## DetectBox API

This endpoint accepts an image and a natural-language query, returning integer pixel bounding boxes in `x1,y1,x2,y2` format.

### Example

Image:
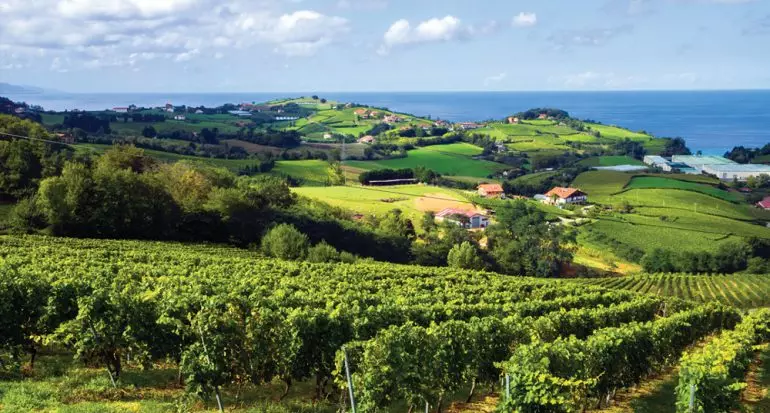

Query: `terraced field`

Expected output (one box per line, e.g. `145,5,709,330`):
577,274,770,309
625,176,742,202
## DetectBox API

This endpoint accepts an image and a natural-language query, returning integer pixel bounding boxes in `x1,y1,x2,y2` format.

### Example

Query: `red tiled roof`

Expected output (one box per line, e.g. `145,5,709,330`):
758,197,770,209
478,184,504,193
545,187,585,199
436,208,485,219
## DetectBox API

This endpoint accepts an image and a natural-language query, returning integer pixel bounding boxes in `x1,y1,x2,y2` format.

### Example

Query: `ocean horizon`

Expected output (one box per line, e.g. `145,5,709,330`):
4,90,769,155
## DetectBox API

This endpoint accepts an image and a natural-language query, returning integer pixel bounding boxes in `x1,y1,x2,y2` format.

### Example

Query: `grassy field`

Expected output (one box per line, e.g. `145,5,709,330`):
572,170,633,200
345,144,504,179
293,184,474,223
625,176,742,202
584,123,652,140
272,160,330,186
576,274,770,309
579,156,646,167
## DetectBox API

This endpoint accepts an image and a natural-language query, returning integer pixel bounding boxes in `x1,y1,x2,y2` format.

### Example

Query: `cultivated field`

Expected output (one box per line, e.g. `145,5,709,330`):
577,274,770,309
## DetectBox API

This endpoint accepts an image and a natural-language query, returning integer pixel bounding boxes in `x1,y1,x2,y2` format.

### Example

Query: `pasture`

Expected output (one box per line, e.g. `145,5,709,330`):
293,184,473,224
345,144,505,179
272,160,330,186
579,156,646,167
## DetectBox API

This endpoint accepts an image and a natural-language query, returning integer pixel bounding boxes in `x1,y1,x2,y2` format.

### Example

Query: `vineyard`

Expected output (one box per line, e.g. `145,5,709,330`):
0,235,764,412
577,274,770,309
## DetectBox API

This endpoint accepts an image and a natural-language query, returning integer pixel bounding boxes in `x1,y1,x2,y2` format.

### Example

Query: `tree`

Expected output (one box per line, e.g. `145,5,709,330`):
447,242,485,270
261,224,309,260
326,162,345,186
142,125,157,138
8,196,46,233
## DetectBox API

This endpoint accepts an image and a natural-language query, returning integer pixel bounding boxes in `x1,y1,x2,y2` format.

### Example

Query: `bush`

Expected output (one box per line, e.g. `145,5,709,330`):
8,197,46,234
306,241,340,263
261,224,309,260
447,242,485,270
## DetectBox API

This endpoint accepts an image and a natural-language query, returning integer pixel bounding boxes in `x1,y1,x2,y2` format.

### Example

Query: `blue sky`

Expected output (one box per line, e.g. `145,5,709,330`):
0,0,768,92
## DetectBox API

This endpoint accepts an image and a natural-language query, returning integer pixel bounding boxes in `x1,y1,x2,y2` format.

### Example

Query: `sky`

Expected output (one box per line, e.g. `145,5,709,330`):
0,0,769,92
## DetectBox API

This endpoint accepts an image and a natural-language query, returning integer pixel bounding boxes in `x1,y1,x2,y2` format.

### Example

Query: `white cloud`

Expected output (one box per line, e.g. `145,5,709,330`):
512,12,537,28
484,72,507,86
379,15,474,54
0,1,350,71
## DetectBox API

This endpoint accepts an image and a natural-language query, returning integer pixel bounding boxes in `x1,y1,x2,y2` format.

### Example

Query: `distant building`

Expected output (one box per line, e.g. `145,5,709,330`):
543,187,588,205
643,155,669,168
671,155,736,171
354,109,369,118
435,208,490,229
275,116,299,121
165,103,174,113
173,115,186,121
228,110,252,117
358,135,376,144
701,164,770,181
538,113,548,120
55,133,75,144
323,133,333,140
757,196,770,210
458,122,481,130
507,116,520,124
195,109,204,114
112,107,129,113
383,114,402,124
478,184,505,198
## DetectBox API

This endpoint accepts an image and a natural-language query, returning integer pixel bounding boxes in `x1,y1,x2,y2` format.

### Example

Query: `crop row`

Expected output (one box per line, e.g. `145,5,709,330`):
578,274,770,309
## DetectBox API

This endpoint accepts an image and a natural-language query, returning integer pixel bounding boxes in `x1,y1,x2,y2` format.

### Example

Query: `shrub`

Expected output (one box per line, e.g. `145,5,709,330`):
261,224,309,260
306,241,340,263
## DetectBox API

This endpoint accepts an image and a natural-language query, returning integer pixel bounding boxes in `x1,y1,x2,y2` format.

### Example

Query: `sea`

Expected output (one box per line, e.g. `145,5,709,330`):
4,90,769,155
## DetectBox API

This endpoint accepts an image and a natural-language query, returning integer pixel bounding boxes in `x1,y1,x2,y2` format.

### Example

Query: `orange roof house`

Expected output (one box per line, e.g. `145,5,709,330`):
435,208,489,229
543,187,587,205
357,135,376,144
478,184,505,198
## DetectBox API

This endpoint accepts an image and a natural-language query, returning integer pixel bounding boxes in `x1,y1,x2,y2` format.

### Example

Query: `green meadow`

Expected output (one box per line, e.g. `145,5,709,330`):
345,143,504,178
579,156,646,167
625,176,742,202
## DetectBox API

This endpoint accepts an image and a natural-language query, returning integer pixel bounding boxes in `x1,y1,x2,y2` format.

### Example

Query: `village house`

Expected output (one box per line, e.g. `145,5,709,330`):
165,103,174,113
435,208,490,229
538,113,548,120
507,116,520,124
458,122,481,130
173,115,186,121
55,133,75,144
543,187,588,205
757,197,770,210
112,107,129,113
478,183,505,198
323,133,333,140
383,114,402,124
358,135,376,144
354,109,369,118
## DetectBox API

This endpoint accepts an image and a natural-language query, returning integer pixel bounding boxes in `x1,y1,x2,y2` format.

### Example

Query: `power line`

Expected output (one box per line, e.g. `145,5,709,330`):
0,131,74,147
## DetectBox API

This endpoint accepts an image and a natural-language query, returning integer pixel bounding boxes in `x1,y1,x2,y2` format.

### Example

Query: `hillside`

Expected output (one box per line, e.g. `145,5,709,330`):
0,234,758,413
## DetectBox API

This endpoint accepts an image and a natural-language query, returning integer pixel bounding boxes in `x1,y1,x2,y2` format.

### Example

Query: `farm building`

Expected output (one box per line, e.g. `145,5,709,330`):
228,110,252,117
112,107,129,113
173,115,186,121
435,208,490,229
671,155,736,171
357,136,376,144
543,187,588,205
701,164,770,181
643,155,669,169
507,116,520,124
458,122,481,130
757,197,770,210
477,184,505,198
